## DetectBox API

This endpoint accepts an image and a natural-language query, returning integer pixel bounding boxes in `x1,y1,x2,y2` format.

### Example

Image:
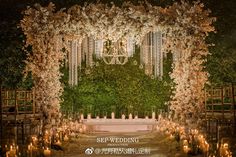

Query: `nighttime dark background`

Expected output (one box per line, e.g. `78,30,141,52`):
0,0,236,87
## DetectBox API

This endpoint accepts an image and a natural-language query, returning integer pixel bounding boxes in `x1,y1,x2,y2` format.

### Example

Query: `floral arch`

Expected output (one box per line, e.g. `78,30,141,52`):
21,1,215,127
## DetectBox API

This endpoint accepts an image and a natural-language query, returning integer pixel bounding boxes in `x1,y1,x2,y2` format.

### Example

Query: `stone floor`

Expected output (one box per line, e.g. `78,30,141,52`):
52,132,204,157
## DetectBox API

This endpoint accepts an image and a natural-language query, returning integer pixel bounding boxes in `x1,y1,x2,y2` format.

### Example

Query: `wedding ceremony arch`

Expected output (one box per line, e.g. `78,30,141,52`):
20,1,215,127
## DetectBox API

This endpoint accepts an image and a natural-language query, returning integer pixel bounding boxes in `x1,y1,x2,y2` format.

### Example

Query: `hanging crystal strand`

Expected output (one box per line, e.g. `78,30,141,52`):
145,33,149,75
146,33,149,74
140,38,143,65
85,36,89,66
77,39,82,71
95,39,100,58
155,32,160,78
159,32,163,78
142,35,145,71
150,32,153,75
101,39,104,58
124,38,129,64
156,31,163,78
88,36,94,67
72,40,75,86
68,40,72,85
127,36,134,57
148,32,152,75
71,40,75,86
73,40,78,85
81,38,84,62
71,40,74,86
162,33,167,58
153,32,157,78
87,36,90,67
150,32,153,76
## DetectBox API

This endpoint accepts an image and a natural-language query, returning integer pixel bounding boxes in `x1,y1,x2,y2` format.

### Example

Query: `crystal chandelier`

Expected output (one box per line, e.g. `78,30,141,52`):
102,39,128,65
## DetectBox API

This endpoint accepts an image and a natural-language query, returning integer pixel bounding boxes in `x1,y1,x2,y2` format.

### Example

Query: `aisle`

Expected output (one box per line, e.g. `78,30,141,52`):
55,132,202,157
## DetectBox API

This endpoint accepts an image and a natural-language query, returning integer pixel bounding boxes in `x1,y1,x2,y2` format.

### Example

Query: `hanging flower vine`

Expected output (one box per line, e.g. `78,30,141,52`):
21,1,215,126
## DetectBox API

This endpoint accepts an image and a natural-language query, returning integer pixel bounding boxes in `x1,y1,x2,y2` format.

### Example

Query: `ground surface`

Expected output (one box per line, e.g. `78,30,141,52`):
53,132,204,157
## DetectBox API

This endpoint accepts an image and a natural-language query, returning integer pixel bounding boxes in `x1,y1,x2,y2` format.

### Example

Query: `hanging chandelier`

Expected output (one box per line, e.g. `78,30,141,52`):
102,39,128,65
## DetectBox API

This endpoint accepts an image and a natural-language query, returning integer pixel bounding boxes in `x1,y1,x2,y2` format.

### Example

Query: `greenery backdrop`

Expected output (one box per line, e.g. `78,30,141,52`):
61,50,173,117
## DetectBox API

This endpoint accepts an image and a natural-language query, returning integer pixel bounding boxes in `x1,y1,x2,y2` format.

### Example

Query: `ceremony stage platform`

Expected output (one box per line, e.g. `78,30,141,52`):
81,118,157,133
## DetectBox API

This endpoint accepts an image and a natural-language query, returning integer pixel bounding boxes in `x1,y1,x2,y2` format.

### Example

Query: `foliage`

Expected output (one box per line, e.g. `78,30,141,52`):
0,20,33,88
61,51,173,117
204,0,236,85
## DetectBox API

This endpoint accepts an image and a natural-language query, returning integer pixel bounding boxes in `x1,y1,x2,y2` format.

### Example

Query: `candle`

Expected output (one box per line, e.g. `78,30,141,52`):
122,114,125,119
64,134,69,141
87,114,91,119
7,145,16,157
223,143,228,149
111,112,115,119
170,134,174,140
203,141,209,152
56,140,62,146
80,114,84,120
183,139,188,145
28,143,33,157
183,145,189,153
152,112,155,119
129,113,132,119
43,147,51,157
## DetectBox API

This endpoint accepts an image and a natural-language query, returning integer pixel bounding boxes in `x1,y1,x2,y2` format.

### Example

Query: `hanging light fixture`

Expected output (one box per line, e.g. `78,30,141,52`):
102,38,128,65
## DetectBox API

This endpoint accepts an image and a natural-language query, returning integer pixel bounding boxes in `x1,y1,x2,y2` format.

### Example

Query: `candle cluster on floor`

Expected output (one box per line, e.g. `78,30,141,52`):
157,119,233,157
3,117,81,157
5,143,18,157
219,142,233,157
